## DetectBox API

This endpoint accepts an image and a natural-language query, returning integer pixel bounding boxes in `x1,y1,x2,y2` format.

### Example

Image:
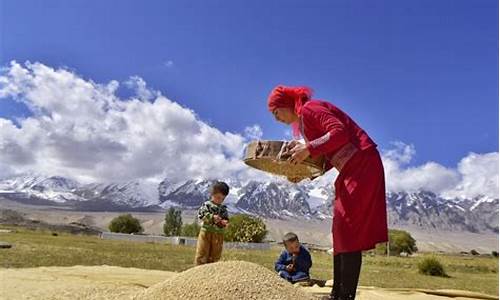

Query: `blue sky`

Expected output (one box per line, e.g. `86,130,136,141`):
1,0,498,168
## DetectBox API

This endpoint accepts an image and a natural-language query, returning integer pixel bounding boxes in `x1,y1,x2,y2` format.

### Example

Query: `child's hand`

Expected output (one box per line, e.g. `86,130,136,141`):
213,215,222,223
286,264,294,272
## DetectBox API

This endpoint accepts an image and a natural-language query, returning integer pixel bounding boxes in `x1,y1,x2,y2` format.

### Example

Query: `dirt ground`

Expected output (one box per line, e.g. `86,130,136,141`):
0,265,173,300
1,265,497,300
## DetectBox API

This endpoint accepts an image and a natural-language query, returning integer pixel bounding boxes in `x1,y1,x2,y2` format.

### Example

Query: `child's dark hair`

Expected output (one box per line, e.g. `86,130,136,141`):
211,181,230,196
283,232,299,244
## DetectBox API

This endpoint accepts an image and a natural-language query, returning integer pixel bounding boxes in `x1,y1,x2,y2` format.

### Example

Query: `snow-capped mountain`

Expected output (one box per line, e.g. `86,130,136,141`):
0,173,497,233
236,181,312,218
158,179,247,214
0,174,158,210
380,191,498,233
159,179,216,208
0,173,79,192
74,181,159,209
0,173,83,203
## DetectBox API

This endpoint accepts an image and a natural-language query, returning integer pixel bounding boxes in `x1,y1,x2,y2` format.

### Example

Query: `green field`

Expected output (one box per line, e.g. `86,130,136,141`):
0,226,498,296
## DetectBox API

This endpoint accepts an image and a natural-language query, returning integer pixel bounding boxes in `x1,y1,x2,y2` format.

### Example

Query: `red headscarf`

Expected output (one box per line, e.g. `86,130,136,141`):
267,85,313,115
267,85,313,138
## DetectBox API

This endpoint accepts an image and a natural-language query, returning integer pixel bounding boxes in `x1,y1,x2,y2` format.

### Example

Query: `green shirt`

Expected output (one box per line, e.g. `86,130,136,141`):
197,200,229,234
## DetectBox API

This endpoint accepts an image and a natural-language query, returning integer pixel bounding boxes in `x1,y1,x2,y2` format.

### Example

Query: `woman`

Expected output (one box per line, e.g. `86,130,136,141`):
267,85,388,300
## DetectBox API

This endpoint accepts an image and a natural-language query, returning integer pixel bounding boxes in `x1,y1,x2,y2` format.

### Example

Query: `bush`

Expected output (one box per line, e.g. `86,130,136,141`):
375,229,417,256
109,214,143,234
492,251,498,258
181,220,201,237
163,207,183,236
224,214,267,243
418,257,448,277
470,249,480,256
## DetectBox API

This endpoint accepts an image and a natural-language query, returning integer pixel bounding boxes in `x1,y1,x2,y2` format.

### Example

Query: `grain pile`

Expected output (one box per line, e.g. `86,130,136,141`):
133,260,316,300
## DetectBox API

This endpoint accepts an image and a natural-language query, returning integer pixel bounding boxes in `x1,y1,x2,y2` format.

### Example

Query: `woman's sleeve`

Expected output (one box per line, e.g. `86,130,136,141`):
303,106,349,158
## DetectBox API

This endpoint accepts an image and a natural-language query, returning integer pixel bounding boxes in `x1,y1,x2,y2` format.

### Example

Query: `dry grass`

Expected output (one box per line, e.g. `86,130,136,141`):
0,226,497,296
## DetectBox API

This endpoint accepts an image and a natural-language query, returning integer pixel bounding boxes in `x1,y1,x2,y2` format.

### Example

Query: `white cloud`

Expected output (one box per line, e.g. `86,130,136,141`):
381,141,498,199
124,76,156,101
163,60,174,68
442,152,499,199
0,61,497,200
383,141,415,164
0,61,259,184
244,124,263,140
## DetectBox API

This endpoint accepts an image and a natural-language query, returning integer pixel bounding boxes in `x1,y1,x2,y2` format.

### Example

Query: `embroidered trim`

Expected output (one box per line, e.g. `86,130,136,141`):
330,142,359,171
309,132,331,148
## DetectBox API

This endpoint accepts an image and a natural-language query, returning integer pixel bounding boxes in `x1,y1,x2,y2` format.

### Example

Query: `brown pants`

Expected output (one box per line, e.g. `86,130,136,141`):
194,229,224,265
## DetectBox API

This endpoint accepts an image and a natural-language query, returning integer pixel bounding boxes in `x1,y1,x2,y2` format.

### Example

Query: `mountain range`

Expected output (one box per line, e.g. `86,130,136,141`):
0,173,497,234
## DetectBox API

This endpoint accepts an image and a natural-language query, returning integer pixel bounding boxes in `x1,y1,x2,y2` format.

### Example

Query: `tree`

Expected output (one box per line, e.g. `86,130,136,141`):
108,214,143,234
224,214,267,243
163,207,183,236
181,219,201,237
375,229,417,256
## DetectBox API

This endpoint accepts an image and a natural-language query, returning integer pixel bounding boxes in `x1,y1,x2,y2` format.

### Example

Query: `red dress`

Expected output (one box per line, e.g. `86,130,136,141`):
300,100,388,254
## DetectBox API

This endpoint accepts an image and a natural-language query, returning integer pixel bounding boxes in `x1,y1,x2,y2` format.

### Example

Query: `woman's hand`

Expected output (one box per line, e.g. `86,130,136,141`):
286,140,301,151
289,143,310,165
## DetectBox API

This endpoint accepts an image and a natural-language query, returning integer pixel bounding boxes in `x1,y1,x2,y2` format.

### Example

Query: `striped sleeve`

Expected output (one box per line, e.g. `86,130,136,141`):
303,106,349,157
197,202,213,224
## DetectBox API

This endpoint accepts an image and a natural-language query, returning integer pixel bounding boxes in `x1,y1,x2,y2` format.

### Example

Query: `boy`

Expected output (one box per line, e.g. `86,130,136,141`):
194,181,230,265
275,232,312,283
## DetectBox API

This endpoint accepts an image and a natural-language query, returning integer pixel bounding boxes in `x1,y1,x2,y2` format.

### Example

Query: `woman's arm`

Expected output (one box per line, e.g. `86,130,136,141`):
303,106,349,158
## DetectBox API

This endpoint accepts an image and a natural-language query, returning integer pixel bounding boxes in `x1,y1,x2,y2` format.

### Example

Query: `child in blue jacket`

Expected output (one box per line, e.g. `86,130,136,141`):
274,232,312,283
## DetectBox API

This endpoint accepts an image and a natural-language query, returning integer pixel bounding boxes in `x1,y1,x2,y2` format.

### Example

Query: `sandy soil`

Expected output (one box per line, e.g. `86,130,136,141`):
1,265,497,300
0,265,175,300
